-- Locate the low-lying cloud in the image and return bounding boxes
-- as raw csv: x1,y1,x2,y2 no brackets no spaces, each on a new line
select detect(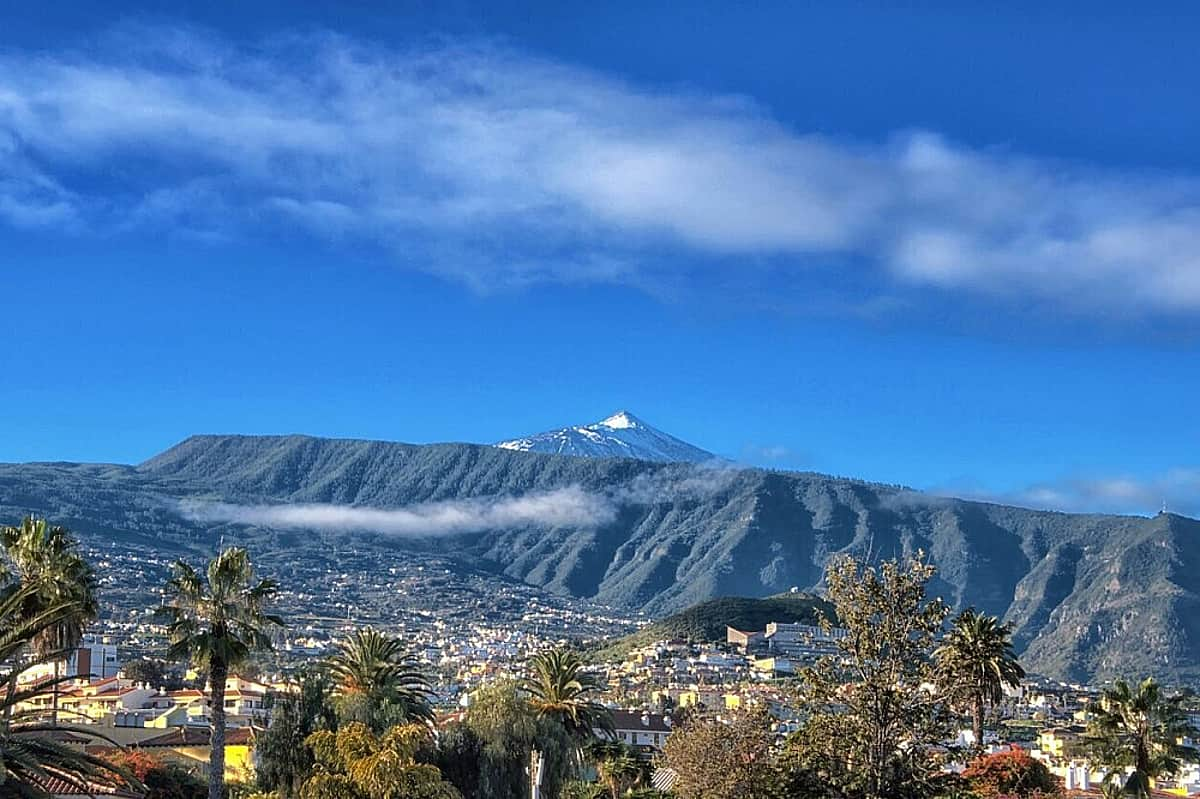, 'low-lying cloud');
615,462,744,505
179,462,751,535
181,486,616,536
2,25,1199,314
